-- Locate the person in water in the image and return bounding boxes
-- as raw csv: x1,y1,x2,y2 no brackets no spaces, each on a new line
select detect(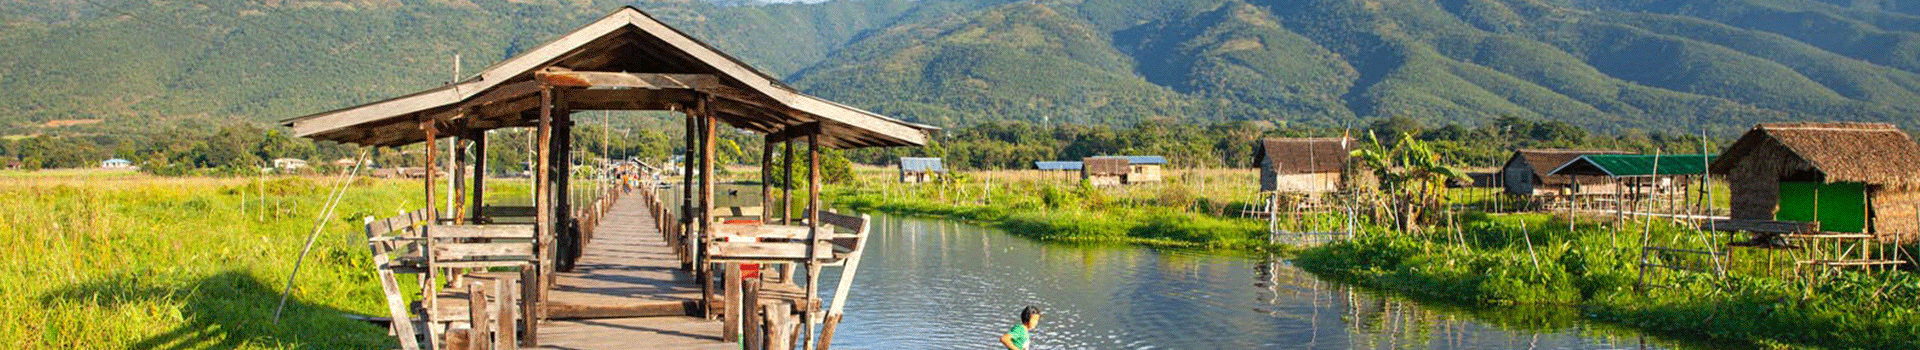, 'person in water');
1000,306,1042,350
